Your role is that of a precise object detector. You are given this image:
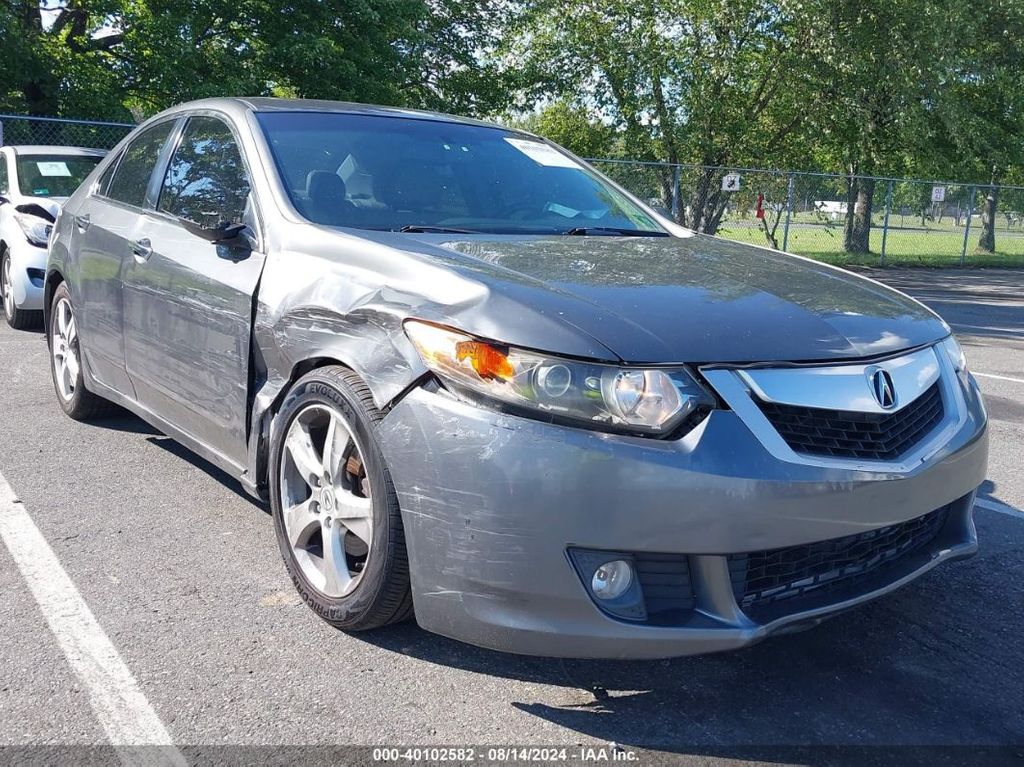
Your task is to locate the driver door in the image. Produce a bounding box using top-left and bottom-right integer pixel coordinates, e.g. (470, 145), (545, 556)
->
(122, 114), (266, 468)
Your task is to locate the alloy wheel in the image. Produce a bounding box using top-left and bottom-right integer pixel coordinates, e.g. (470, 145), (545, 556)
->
(51, 297), (80, 401)
(1, 257), (13, 320)
(279, 404), (374, 598)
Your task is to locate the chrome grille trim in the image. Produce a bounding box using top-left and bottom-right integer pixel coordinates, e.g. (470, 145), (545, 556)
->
(738, 346), (940, 414)
(701, 344), (968, 473)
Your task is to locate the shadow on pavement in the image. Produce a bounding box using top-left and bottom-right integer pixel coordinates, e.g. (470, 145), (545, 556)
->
(354, 509), (1024, 751)
(144, 434), (270, 513)
(90, 409), (162, 435)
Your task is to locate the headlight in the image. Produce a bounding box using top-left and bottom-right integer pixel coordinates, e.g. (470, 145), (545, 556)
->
(404, 320), (716, 436)
(939, 335), (967, 372)
(14, 212), (53, 247)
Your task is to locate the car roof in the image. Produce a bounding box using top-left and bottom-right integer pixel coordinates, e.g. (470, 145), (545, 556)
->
(4, 145), (107, 157)
(158, 97), (522, 134)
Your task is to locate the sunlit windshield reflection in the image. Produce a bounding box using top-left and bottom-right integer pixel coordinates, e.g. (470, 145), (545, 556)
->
(257, 112), (664, 236)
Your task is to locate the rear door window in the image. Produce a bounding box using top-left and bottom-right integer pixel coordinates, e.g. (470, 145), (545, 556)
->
(158, 116), (251, 229)
(106, 121), (175, 207)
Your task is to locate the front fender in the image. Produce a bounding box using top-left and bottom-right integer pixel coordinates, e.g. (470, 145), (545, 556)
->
(244, 248), (441, 497)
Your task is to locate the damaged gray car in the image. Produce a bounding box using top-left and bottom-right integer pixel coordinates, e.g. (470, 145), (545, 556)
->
(46, 98), (988, 658)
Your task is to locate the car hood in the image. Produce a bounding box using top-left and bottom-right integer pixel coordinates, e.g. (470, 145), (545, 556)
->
(355, 230), (951, 364)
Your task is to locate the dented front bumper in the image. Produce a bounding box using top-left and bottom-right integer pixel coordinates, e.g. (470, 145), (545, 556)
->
(378, 376), (988, 660)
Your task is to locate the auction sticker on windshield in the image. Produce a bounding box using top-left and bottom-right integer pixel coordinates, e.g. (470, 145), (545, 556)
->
(504, 137), (581, 169)
(36, 161), (72, 177)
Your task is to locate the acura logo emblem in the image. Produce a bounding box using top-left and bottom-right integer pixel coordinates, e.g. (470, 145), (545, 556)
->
(870, 369), (897, 409)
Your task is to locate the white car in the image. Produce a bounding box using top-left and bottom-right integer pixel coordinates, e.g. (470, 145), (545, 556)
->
(0, 145), (105, 328)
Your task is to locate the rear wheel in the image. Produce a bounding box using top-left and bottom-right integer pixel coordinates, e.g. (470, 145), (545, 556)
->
(270, 366), (413, 630)
(49, 282), (116, 420)
(1, 248), (41, 330)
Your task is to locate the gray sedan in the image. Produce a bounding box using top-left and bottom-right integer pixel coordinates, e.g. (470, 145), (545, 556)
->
(45, 98), (988, 659)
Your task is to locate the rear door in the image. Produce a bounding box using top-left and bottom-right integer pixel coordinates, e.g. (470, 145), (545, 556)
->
(75, 120), (177, 394)
(122, 114), (266, 467)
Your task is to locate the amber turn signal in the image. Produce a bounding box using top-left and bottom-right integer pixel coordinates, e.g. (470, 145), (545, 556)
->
(455, 340), (515, 381)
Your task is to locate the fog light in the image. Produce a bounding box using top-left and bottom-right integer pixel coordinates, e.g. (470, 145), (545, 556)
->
(591, 559), (633, 601)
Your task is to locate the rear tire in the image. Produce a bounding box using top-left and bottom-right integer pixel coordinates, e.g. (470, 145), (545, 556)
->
(1, 248), (42, 330)
(49, 282), (116, 420)
(270, 366), (413, 631)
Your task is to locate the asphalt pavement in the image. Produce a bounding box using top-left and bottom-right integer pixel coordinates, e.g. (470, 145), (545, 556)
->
(0, 267), (1021, 762)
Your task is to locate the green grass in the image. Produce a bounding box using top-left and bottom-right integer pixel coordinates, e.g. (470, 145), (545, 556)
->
(717, 223), (1024, 268)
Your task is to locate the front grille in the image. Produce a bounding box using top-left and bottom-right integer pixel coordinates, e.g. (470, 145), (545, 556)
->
(634, 553), (696, 624)
(729, 505), (949, 618)
(757, 381), (944, 460)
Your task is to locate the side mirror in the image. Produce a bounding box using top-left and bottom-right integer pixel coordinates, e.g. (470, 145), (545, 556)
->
(15, 202), (56, 223)
(0, 195), (9, 206)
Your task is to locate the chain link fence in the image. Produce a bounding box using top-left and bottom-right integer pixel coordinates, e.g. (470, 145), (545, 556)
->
(0, 114), (133, 151)
(591, 159), (1024, 267)
(2, 114), (1021, 267)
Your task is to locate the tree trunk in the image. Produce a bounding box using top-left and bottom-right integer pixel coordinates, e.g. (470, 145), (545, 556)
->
(659, 168), (676, 222)
(688, 168), (717, 233)
(843, 171), (858, 245)
(977, 167), (1000, 253)
(844, 176), (874, 253)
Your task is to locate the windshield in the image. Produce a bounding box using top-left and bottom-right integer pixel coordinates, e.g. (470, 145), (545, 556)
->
(16, 154), (102, 198)
(257, 112), (663, 235)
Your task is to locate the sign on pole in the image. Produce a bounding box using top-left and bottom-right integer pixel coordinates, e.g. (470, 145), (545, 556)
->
(721, 173), (741, 192)
(931, 186), (946, 203)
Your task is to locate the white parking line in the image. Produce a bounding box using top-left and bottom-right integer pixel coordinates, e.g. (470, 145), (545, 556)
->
(0, 470), (185, 764)
(951, 322), (1023, 335)
(973, 371), (1024, 385)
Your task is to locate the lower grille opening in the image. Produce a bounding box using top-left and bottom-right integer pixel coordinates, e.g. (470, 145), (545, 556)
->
(729, 504), (951, 620)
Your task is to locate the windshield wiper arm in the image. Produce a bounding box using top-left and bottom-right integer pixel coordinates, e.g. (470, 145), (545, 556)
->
(397, 224), (480, 234)
(564, 226), (669, 237)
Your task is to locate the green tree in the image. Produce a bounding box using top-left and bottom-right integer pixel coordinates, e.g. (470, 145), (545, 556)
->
(514, 101), (615, 158)
(0, 0), (506, 120)
(806, 0), (950, 254)
(924, 0), (1024, 254)
(504, 0), (823, 233)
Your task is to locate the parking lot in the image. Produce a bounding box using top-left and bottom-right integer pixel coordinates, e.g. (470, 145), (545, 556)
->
(0, 268), (1021, 760)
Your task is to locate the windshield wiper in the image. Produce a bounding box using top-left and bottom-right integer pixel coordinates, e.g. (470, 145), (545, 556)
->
(397, 225), (481, 234)
(565, 226), (669, 237)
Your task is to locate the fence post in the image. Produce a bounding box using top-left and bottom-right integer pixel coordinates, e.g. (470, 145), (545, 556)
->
(671, 165), (682, 222)
(781, 174), (795, 252)
(880, 180), (894, 266)
(960, 186), (976, 266)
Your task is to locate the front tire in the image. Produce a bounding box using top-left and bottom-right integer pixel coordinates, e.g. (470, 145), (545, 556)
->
(270, 366), (413, 631)
(49, 282), (116, 420)
(1, 248), (41, 330)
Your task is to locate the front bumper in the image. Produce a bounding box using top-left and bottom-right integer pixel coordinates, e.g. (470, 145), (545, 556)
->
(4, 238), (46, 311)
(379, 363), (988, 659)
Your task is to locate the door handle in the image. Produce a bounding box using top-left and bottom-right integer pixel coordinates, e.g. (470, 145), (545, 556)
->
(130, 238), (153, 261)
(75, 214), (91, 232)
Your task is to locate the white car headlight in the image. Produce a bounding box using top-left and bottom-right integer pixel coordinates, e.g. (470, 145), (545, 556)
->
(404, 320), (716, 436)
(14, 212), (53, 247)
(939, 334), (967, 372)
